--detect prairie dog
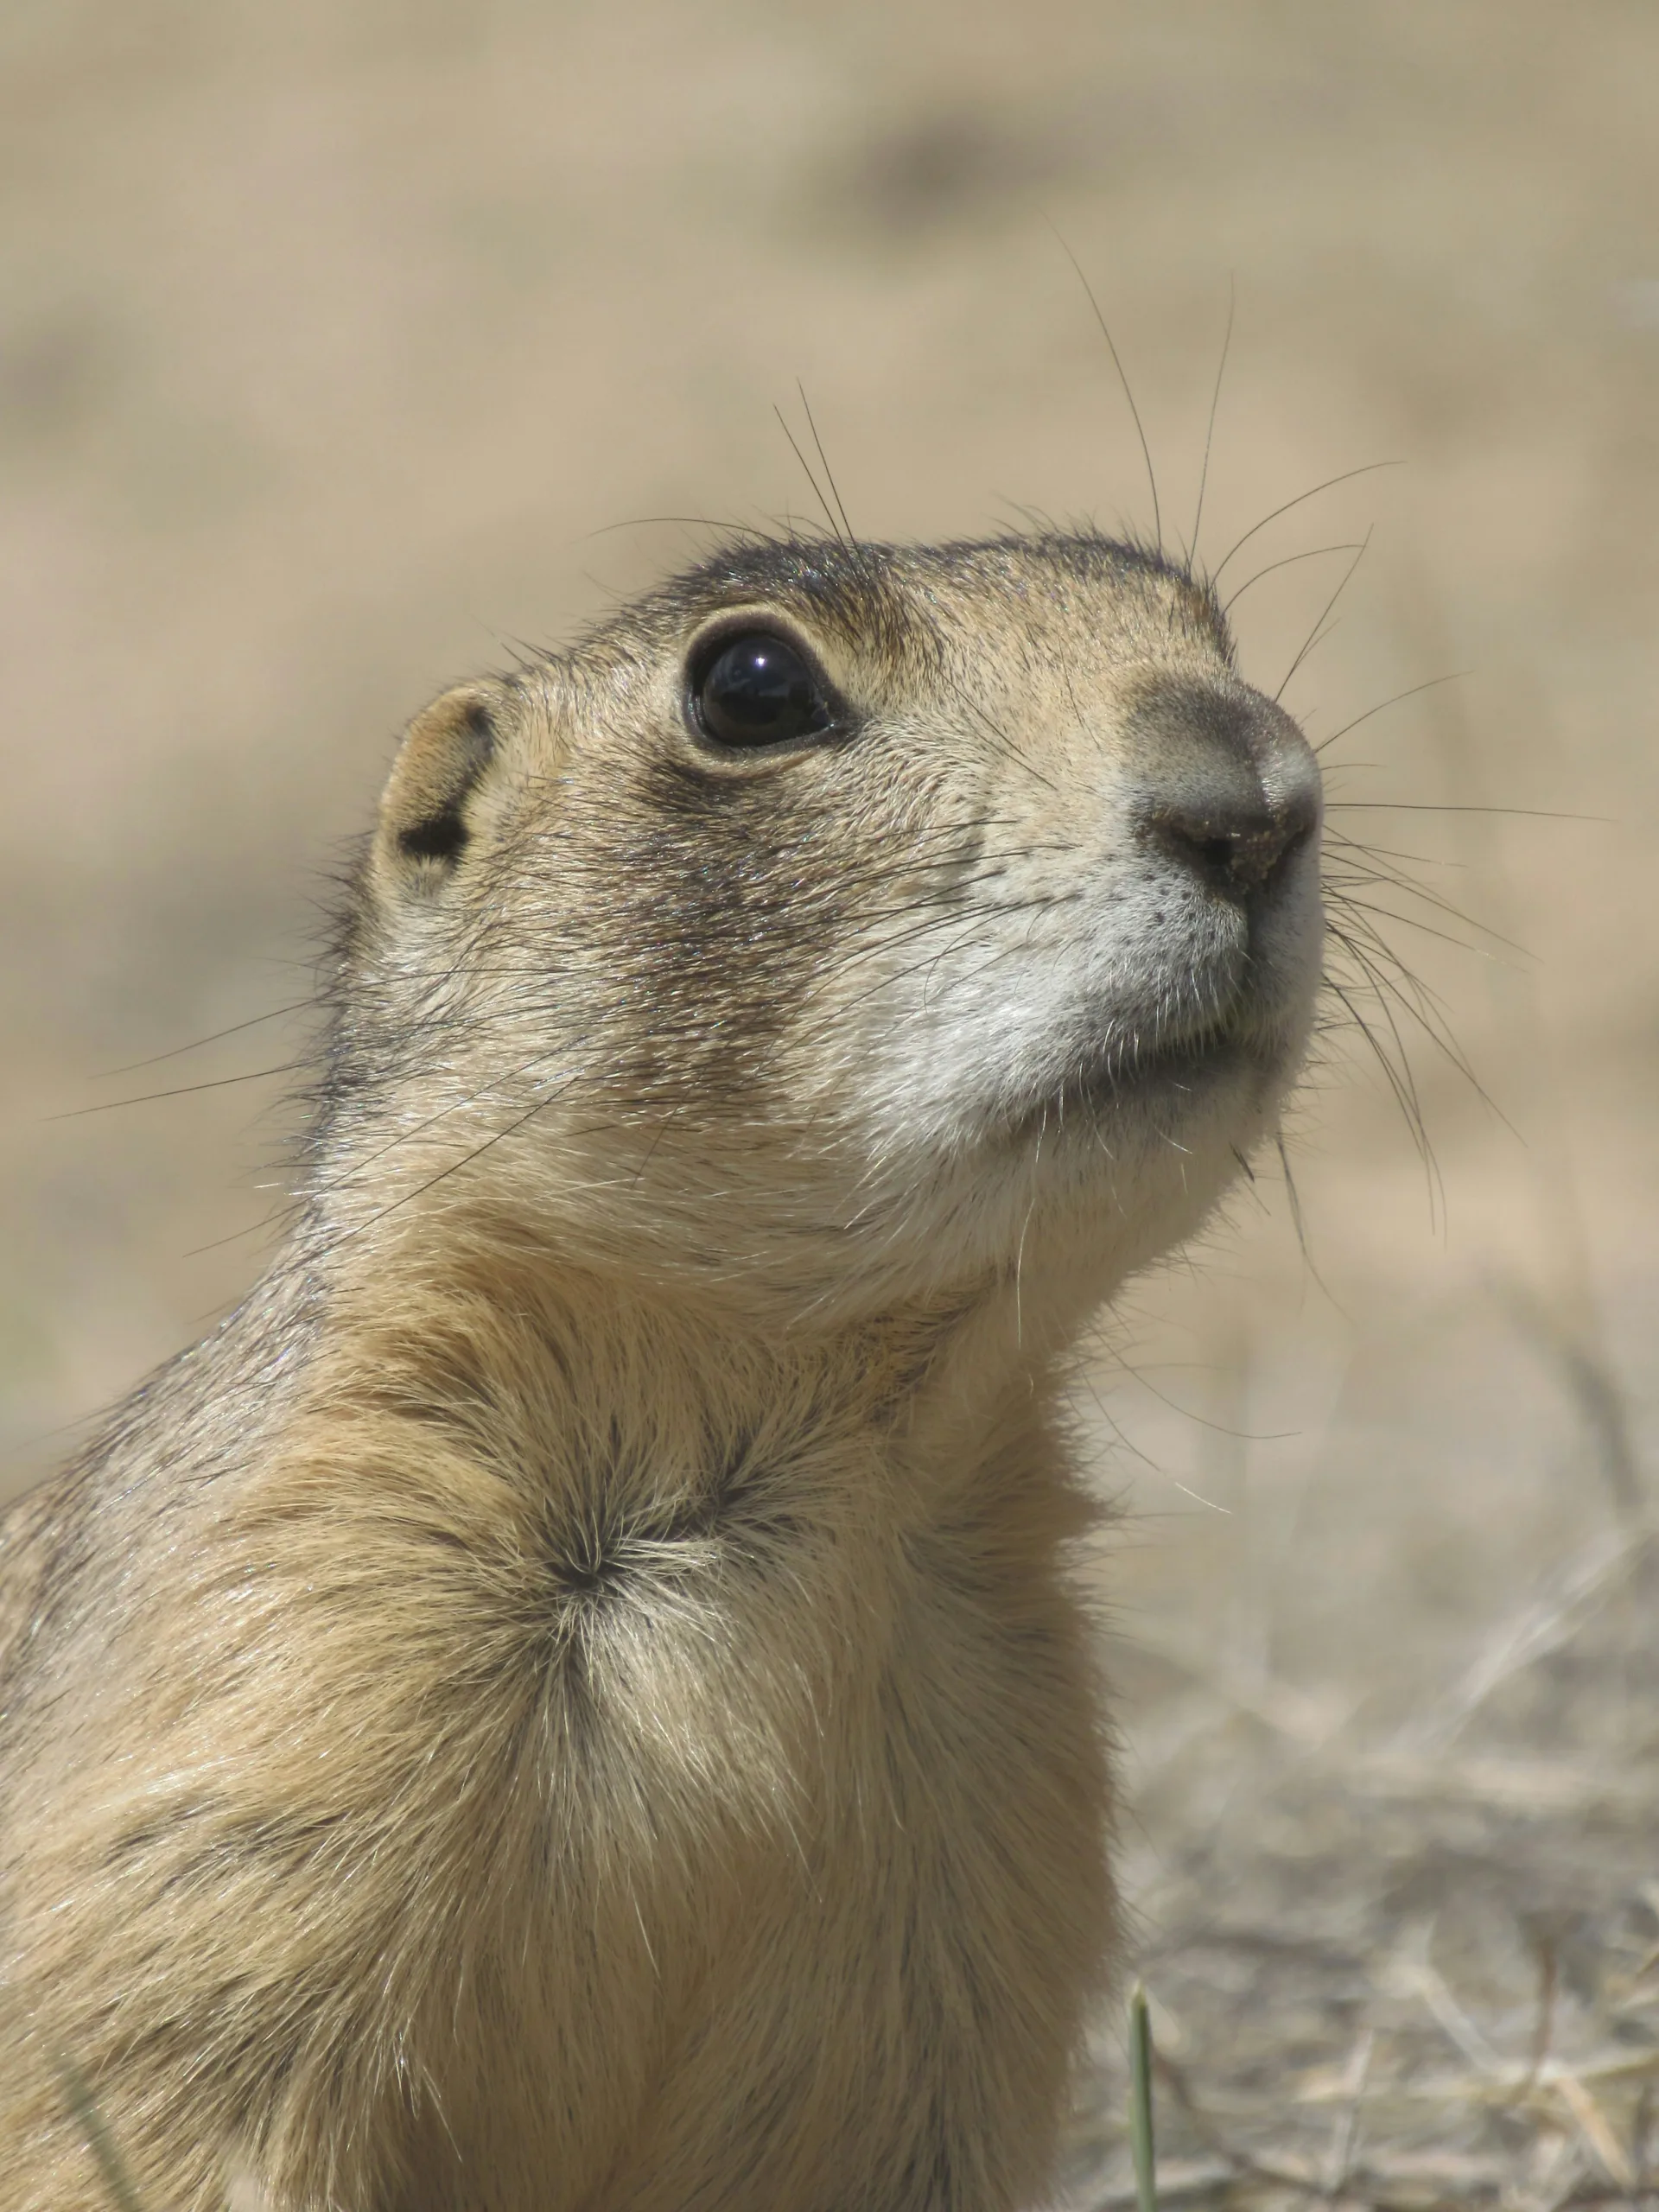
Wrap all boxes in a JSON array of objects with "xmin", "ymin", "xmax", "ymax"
[{"xmin": 0, "ymin": 531, "xmax": 1323, "ymax": 2209}]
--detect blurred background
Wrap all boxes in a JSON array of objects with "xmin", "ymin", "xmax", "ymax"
[{"xmin": 2, "ymin": 3, "xmax": 1655, "ymax": 2202}]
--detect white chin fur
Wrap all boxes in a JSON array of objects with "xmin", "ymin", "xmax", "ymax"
[{"xmin": 834, "ymin": 852, "xmax": 1321, "ymax": 1166}]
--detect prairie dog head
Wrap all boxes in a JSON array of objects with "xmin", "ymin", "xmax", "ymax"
[{"xmin": 334, "ymin": 534, "xmax": 1322, "ymax": 1325}]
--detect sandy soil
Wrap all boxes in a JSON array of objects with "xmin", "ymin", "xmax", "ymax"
[{"xmin": 3, "ymin": 3, "xmax": 1656, "ymax": 2202}]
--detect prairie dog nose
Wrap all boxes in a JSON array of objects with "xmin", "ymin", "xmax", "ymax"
[
  {"xmin": 1143, "ymin": 786, "xmax": 1314, "ymax": 897},
  {"xmin": 1128, "ymin": 675, "xmax": 1321, "ymax": 902}
]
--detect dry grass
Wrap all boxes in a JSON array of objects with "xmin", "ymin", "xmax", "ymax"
[{"xmin": 1063, "ymin": 1312, "xmax": 1657, "ymax": 2212}]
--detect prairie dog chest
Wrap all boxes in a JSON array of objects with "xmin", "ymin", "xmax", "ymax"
[{"xmin": 516, "ymin": 1426, "xmax": 1110, "ymax": 2212}]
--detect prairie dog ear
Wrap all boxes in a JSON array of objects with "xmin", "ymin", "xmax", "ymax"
[{"xmin": 372, "ymin": 682, "xmax": 505, "ymax": 894}]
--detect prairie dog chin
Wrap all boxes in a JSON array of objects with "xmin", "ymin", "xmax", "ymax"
[{"xmin": 0, "ymin": 529, "xmax": 1323, "ymax": 2211}]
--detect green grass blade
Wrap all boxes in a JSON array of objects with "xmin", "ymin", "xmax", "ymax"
[
  {"xmin": 53, "ymin": 2054, "xmax": 148, "ymax": 2212},
  {"xmin": 1128, "ymin": 1981, "xmax": 1159, "ymax": 2212}
]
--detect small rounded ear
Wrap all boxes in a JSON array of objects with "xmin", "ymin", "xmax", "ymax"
[{"xmin": 372, "ymin": 683, "xmax": 504, "ymax": 892}]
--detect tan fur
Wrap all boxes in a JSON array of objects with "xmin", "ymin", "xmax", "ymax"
[{"xmin": 0, "ymin": 532, "xmax": 1323, "ymax": 2209}]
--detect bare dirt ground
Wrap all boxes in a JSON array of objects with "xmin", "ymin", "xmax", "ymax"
[{"xmin": 2, "ymin": 4, "xmax": 1656, "ymax": 2204}]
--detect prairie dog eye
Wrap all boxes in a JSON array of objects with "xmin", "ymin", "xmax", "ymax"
[{"xmin": 690, "ymin": 631, "xmax": 834, "ymax": 750}]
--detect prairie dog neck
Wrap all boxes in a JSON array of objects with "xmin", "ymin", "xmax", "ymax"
[{"xmin": 300, "ymin": 1215, "xmax": 1079, "ymax": 1529}]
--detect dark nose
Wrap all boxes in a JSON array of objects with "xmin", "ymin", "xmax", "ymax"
[
  {"xmin": 1144, "ymin": 792, "xmax": 1313, "ymax": 898},
  {"xmin": 1129, "ymin": 677, "xmax": 1320, "ymax": 903}
]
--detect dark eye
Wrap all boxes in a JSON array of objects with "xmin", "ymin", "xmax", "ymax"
[{"xmin": 691, "ymin": 631, "xmax": 834, "ymax": 750}]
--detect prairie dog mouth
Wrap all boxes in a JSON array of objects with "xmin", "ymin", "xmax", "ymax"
[
  {"xmin": 998, "ymin": 1005, "xmax": 1280, "ymax": 1146},
  {"xmin": 1071, "ymin": 1013, "xmax": 1253, "ymax": 1103}
]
